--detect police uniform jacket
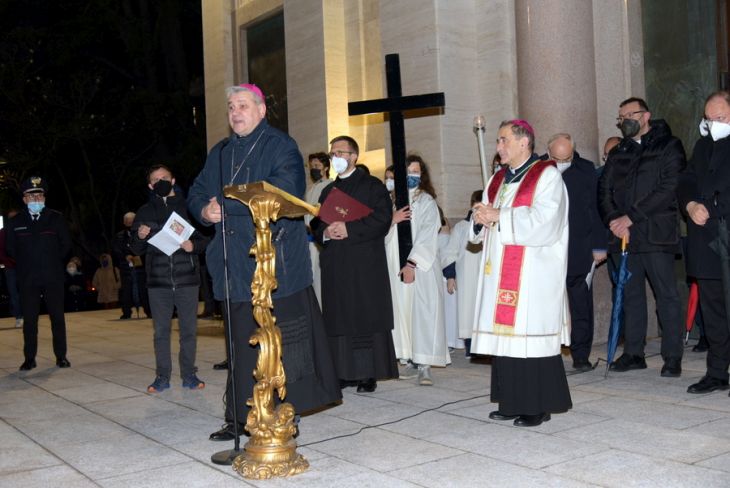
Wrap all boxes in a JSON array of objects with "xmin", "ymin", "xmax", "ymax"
[{"xmin": 6, "ymin": 208, "xmax": 72, "ymax": 287}]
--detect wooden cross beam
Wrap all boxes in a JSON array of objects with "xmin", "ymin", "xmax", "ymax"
[{"xmin": 348, "ymin": 53, "xmax": 445, "ymax": 268}]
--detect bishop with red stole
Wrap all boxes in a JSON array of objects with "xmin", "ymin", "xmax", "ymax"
[{"xmin": 471, "ymin": 120, "xmax": 572, "ymax": 427}]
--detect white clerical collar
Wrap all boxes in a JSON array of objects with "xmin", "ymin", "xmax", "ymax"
[
  {"xmin": 339, "ymin": 167, "xmax": 357, "ymax": 179},
  {"xmin": 509, "ymin": 157, "xmax": 532, "ymax": 174}
]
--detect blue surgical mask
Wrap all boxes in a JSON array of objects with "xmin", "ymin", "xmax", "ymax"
[
  {"xmin": 406, "ymin": 174, "xmax": 421, "ymax": 190},
  {"xmin": 28, "ymin": 202, "xmax": 44, "ymax": 214}
]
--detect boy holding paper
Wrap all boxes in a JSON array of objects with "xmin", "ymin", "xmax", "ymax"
[{"xmin": 131, "ymin": 164, "xmax": 209, "ymax": 393}]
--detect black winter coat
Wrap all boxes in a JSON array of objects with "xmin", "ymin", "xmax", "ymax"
[
  {"xmin": 187, "ymin": 120, "xmax": 312, "ymax": 303},
  {"xmin": 561, "ymin": 155, "xmax": 607, "ymax": 275},
  {"xmin": 130, "ymin": 194, "xmax": 208, "ymax": 289},
  {"xmin": 677, "ymin": 135, "xmax": 730, "ymax": 279},
  {"xmin": 6, "ymin": 208, "xmax": 72, "ymax": 287},
  {"xmin": 598, "ymin": 119, "xmax": 686, "ymax": 254}
]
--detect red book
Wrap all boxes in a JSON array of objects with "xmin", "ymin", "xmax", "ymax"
[{"xmin": 318, "ymin": 187, "xmax": 373, "ymax": 224}]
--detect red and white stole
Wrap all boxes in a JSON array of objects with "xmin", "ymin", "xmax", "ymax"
[{"xmin": 486, "ymin": 160, "xmax": 555, "ymax": 332}]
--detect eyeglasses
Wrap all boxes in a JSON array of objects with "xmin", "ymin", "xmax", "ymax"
[
  {"xmin": 616, "ymin": 110, "xmax": 646, "ymax": 123},
  {"xmin": 329, "ymin": 150, "xmax": 354, "ymax": 158},
  {"xmin": 24, "ymin": 193, "xmax": 45, "ymax": 201}
]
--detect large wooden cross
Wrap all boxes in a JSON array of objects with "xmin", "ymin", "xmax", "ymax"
[{"xmin": 348, "ymin": 53, "xmax": 445, "ymax": 268}]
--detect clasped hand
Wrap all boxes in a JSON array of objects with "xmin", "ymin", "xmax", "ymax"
[
  {"xmin": 687, "ymin": 201, "xmax": 709, "ymax": 226},
  {"xmin": 609, "ymin": 215, "xmax": 632, "ymax": 239},
  {"xmin": 472, "ymin": 202, "xmax": 500, "ymax": 226},
  {"xmin": 324, "ymin": 221, "xmax": 348, "ymax": 240}
]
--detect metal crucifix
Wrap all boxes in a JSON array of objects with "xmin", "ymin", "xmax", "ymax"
[{"xmin": 348, "ymin": 53, "xmax": 445, "ymax": 268}]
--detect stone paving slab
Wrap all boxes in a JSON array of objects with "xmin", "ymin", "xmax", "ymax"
[{"xmin": 1, "ymin": 309, "xmax": 730, "ymax": 486}]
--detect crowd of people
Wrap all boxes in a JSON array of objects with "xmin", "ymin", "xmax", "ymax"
[{"xmin": 8, "ymin": 84, "xmax": 730, "ymax": 435}]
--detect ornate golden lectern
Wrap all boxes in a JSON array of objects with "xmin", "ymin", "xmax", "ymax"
[{"xmin": 223, "ymin": 181, "xmax": 318, "ymax": 479}]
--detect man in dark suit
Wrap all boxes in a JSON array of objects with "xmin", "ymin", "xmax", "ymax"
[
  {"xmin": 547, "ymin": 134, "xmax": 607, "ymax": 372},
  {"xmin": 679, "ymin": 91, "xmax": 730, "ymax": 394},
  {"xmin": 7, "ymin": 176, "xmax": 72, "ymax": 371},
  {"xmin": 598, "ymin": 97, "xmax": 686, "ymax": 377}
]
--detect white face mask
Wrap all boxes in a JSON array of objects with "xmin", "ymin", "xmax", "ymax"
[
  {"xmin": 331, "ymin": 156, "xmax": 348, "ymax": 175},
  {"xmin": 700, "ymin": 119, "xmax": 730, "ymax": 141},
  {"xmin": 385, "ymin": 178, "xmax": 395, "ymax": 192}
]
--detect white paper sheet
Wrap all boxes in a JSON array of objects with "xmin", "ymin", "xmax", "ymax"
[
  {"xmin": 585, "ymin": 260, "xmax": 597, "ymax": 289},
  {"xmin": 147, "ymin": 211, "xmax": 194, "ymax": 256}
]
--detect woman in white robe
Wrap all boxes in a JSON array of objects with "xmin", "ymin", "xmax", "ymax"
[{"xmin": 386, "ymin": 156, "xmax": 450, "ymax": 386}]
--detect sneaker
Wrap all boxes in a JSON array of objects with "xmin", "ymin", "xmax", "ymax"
[
  {"xmin": 399, "ymin": 362, "xmax": 418, "ymax": 380},
  {"xmin": 147, "ymin": 376, "xmax": 170, "ymax": 393},
  {"xmin": 15, "ymin": 318, "xmax": 23, "ymax": 328},
  {"xmin": 418, "ymin": 365, "xmax": 433, "ymax": 386},
  {"xmin": 609, "ymin": 353, "xmax": 647, "ymax": 372},
  {"xmin": 182, "ymin": 374, "xmax": 205, "ymax": 389}
]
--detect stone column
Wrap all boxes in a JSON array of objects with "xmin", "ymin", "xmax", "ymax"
[
  {"xmin": 514, "ymin": 0, "xmax": 599, "ymax": 162},
  {"xmin": 202, "ymin": 0, "xmax": 235, "ymax": 149}
]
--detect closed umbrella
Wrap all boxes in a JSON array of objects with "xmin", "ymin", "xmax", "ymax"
[
  {"xmin": 606, "ymin": 236, "xmax": 631, "ymax": 378},
  {"xmin": 685, "ymin": 280, "xmax": 699, "ymax": 344}
]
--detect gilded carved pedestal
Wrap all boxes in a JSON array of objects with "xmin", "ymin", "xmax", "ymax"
[{"xmin": 223, "ymin": 181, "xmax": 318, "ymax": 480}]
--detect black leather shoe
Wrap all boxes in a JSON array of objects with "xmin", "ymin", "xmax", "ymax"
[
  {"xmin": 209, "ymin": 423, "xmax": 245, "ymax": 441},
  {"xmin": 489, "ymin": 410, "xmax": 519, "ymax": 421},
  {"xmin": 213, "ymin": 359, "xmax": 229, "ymax": 370},
  {"xmin": 693, "ymin": 338, "xmax": 709, "ymax": 353},
  {"xmin": 609, "ymin": 353, "xmax": 647, "ymax": 372},
  {"xmin": 119, "ymin": 314, "xmax": 131, "ymax": 320},
  {"xmin": 572, "ymin": 359, "xmax": 593, "ymax": 372},
  {"xmin": 19, "ymin": 359, "xmax": 36, "ymax": 371},
  {"xmin": 56, "ymin": 357, "xmax": 71, "ymax": 368},
  {"xmin": 339, "ymin": 379, "xmax": 357, "ymax": 389},
  {"xmin": 687, "ymin": 376, "xmax": 729, "ymax": 394},
  {"xmin": 356, "ymin": 378, "xmax": 377, "ymax": 393},
  {"xmin": 514, "ymin": 413, "xmax": 550, "ymax": 427},
  {"xmin": 660, "ymin": 358, "xmax": 681, "ymax": 378}
]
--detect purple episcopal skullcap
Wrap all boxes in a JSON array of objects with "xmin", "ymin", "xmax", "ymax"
[
  {"xmin": 509, "ymin": 119, "xmax": 535, "ymax": 136},
  {"xmin": 239, "ymin": 83, "xmax": 265, "ymax": 103}
]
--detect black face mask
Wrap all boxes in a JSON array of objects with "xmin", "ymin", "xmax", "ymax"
[
  {"xmin": 153, "ymin": 180, "xmax": 172, "ymax": 197},
  {"xmin": 309, "ymin": 168, "xmax": 322, "ymax": 182},
  {"xmin": 618, "ymin": 119, "xmax": 640, "ymax": 139}
]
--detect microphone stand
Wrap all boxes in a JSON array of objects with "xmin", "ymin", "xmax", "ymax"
[{"xmin": 211, "ymin": 139, "xmax": 243, "ymax": 465}]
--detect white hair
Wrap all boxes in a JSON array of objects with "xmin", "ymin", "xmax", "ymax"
[{"xmin": 225, "ymin": 85, "xmax": 264, "ymax": 105}]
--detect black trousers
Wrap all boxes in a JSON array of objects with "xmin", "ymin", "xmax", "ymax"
[
  {"xmin": 697, "ymin": 279, "xmax": 730, "ymax": 381},
  {"xmin": 119, "ymin": 269, "xmax": 150, "ymax": 317},
  {"xmin": 20, "ymin": 282, "xmax": 67, "ymax": 360},
  {"xmin": 567, "ymin": 274, "xmax": 594, "ymax": 361},
  {"xmin": 610, "ymin": 251, "xmax": 683, "ymax": 360}
]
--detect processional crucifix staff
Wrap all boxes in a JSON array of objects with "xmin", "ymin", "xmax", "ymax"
[{"xmin": 348, "ymin": 53, "xmax": 445, "ymax": 268}]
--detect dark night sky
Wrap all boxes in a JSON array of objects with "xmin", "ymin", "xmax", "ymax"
[{"xmin": 0, "ymin": 0, "xmax": 206, "ymax": 262}]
